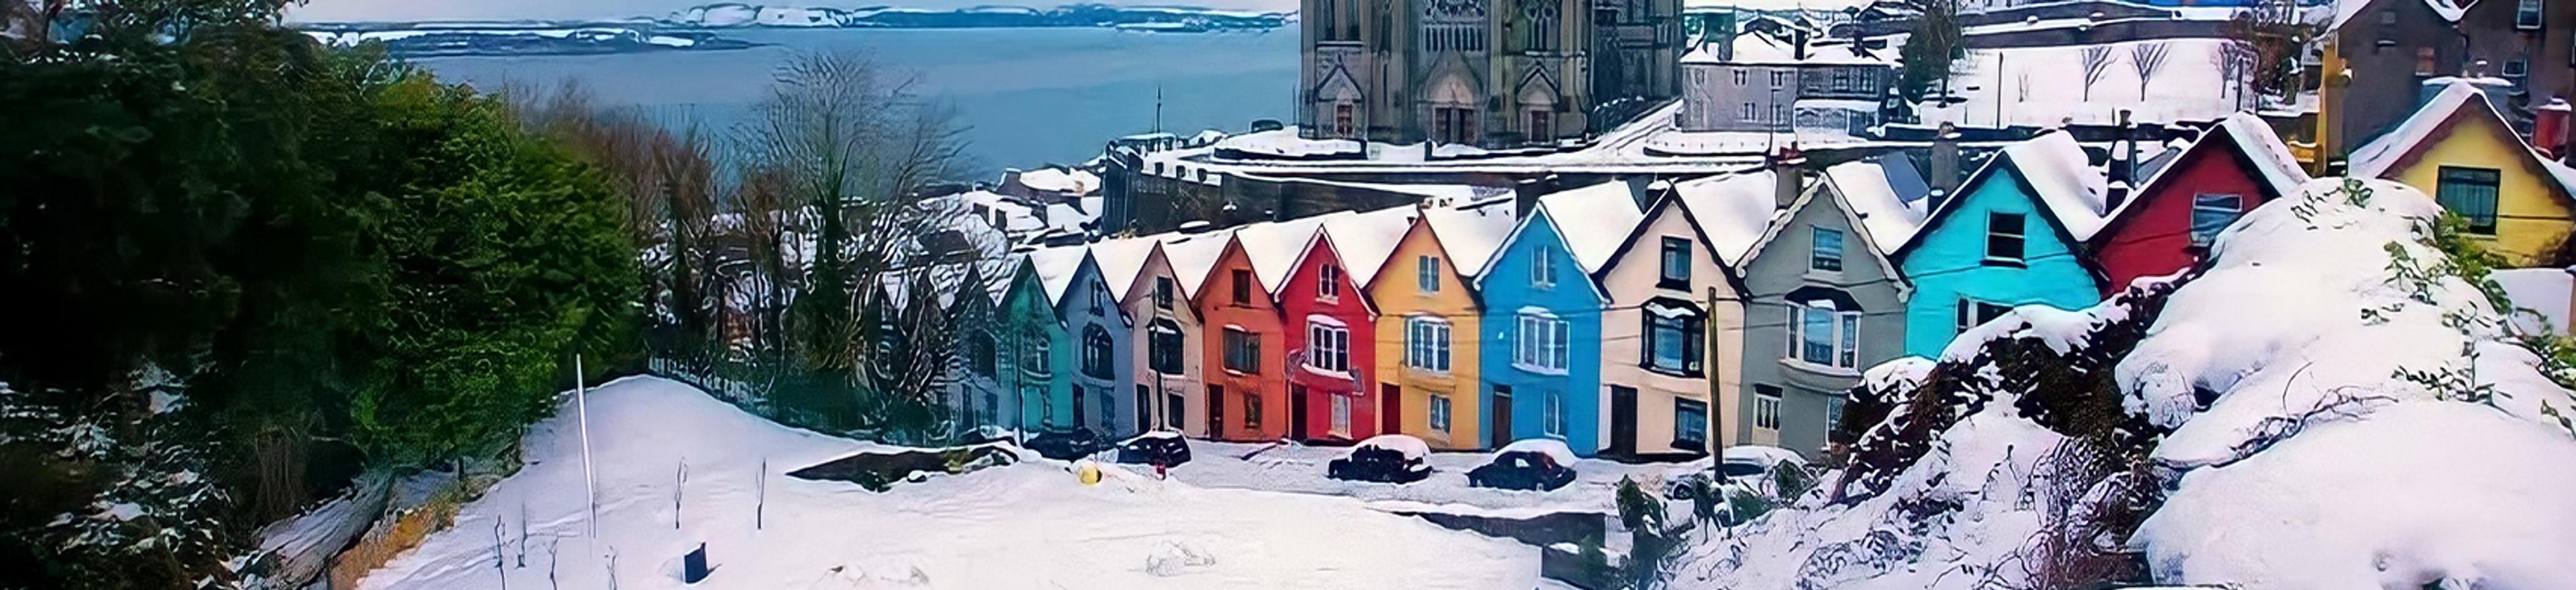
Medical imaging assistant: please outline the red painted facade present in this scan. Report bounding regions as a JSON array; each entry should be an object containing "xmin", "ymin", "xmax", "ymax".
[
  {"xmin": 1194, "ymin": 240, "xmax": 1292, "ymax": 442},
  {"xmin": 2089, "ymin": 134, "xmax": 2281, "ymax": 294},
  {"xmin": 1276, "ymin": 235, "xmax": 1382, "ymax": 444}
]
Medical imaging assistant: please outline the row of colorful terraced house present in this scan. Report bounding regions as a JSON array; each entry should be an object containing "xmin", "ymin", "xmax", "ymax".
[{"xmin": 923, "ymin": 81, "xmax": 2576, "ymax": 461}]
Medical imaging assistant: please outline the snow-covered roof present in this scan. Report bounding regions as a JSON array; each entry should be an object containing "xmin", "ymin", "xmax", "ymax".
[
  {"xmin": 1213, "ymin": 128, "xmax": 1363, "ymax": 157},
  {"xmin": 1045, "ymin": 202, "xmax": 1094, "ymax": 234},
  {"xmin": 1027, "ymin": 245, "xmax": 1089, "ymax": 307},
  {"xmin": 1158, "ymin": 229, "xmax": 1237, "ymax": 299},
  {"xmin": 1671, "ymin": 171, "xmax": 1786, "ymax": 266},
  {"xmin": 1013, "ymin": 166, "xmax": 1101, "ymax": 195},
  {"xmin": 1946, "ymin": 131, "xmax": 2112, "ymax": 243},
  {"xmin": 2122, "ymin": 112, "xmax": 2312, "ymax": 223},
  {"xmin": 1239, "ymin": 213, "xmax": 1342, "ymax": 296},
  {"xmin": 1317, "ymin": 205, "xmax": 1424, "ymax": 290},
  {"xmin": 1420, "ymin": 198, "xmax": 1519, "ymax": 281},
  {"xmin": 1703, "ymin": 31, "xmax": 1894, "ymax": 67},
  {"xmin": 2493, "ymin": 267, "xmax": 2574, "ymax": 336},
  {"xmin": 2349, "ymin": 80, "xmax": 2576, "ymax": 200},
  {"xmin": 1089, "ymin": 236, "xmax": 1162, "ymax": 301},
  {"xmin": 1822, "ymin": 159, "xmax": 1927, "ymax": 250},
  {"xmin": 1496, "ymin": 438, "xmax": 1578, "ymax": 466},
  {"xmin": 1531, "ymin": 182, "xmax": 1649, "ymax": 274}
]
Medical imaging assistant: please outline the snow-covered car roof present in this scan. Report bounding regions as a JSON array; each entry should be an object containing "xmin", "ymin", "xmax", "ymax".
[
  {"xmin": 1720, "ymin": 445, "xmax": 1806, "ymax": 467},
  {"xmin": 1494, "ymin": 438, "xmax": 1579, "ymax": 466},
  {"xmin": 1353, "ymin": 434, "xmax": 1432, "ymax": 460}
]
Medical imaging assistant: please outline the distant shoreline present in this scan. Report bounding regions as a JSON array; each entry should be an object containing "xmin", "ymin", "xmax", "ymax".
[{"xmin": 299, "ymin": 5, "xmax": 1293, "ymax": 58}]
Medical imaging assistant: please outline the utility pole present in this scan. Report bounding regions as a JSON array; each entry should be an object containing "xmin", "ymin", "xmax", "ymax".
[
  {"xmin": 1705, "ymin": 286, "xmax": 1726, "ymax": 452},
  {"xmin": 1154, "ymin": 85, "xmax": 1166, "ymax": 134}
]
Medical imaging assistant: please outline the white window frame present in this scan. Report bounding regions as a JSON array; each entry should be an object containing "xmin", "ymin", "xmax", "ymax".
[
  {"xmin": 1530, "ymin": 246, "xmax": 1559, "ymax": 286},
  {"xmin": 1307, "ymin": 317, "xmax": 1351, "ymax": 373},
  {"xmin": 1417, "ymin": 255, "xmax": 1442, "ymax": 293},
  {"xmin": 1810, "ymin": 227, "xmax": 1845, "ymax": 272},
  {"xmin": 1430, "ymin": 394, "xmax": 1452, "ymax": 433},
  {"xmin": 1514, "ymin": 308, "xmax": 1570, "ymax": 373},
  {"xmin": 1544, "ymin": 389, "xmax": 1566, "ymax": 436},
  {"xmin": 1405, "ymin": 315, "xmax": 1452, "ymax": 373},
  {"xmin": 1318, "ymin": 264, "xmax": 1342, "ymax": 301},
  {"xmin": 2516, "ymin": 0, "xmax": 2542, "ymax": 29},
  {"xmin": 1785, "ymin": 301, "xmax": 1862, "ymax": 369},
  {"xmin": 1755, "ymin": 391, "xmax": 1781, "ymax": 431}
]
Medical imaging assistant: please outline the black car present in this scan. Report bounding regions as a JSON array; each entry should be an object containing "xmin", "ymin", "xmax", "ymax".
[
  {"xmin": 1466, "ymin": 450, "xmax": 1577, "ymax": 491},
  {"xmin": 1326, "ymin": 438, "xmax": 1432, "ymax": 484},
  {"xmin": 1021, "ymin": 428, "xmax": 1108, "ymax": 461},
  {"xmin": 1114, "ymin": 432, "xmax": 1192, "ymax": 466}
]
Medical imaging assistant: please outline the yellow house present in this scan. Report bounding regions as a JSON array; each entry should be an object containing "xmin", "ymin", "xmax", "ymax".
[
  {"xmin": 1367, "ymin": 200, "xmax": 1517, "ymax": 450},
  {"xmin": 2349, "ymin": 80, "xmax": 2576, "ymax": 265}
]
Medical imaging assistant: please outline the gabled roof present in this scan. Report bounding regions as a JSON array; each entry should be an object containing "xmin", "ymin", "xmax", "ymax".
[
  {"xmin": 1089, "ymin": 236, "xmax": 1163, "ymax": 301},
  {"xmin": 1419, "ymin": 197, "xmax": 1519, "ymax": 280},
  {"xmin": 1027, "ymin": 245, "xmax": 1090, "ymax": 307},
  {"xmin": 1892, "ymin": 131, "xmax": 2111, "ymax": 269},
  {"xmin": 1671, "ymin": 171, "xmax": 1785, "ymax": 267},
  {"xmin": 1158, "ymin": 229, "xmax": 1236, "ymax": 299},
  {"xmin": 1239, "ymin": 212, "xmax": 1347, "ymax": 297},
  {"xmin": 1312, "ymin": 205, "xmax": 1423, "ymax": 290},
  {"xmin": 2091, "ymin": 112, "xmax": 2313, "ymax": 247},
  {"xmin": 1477, "ymin": 180, "xmax": 1647, "ymax": 300},
  {"xmin": 1737, "ymin": 165, "xmax": 1921, "ymax": 298},
  {"xmin": 2348, "ymin": 80, "xmax": 2576, "ymax": 202}
]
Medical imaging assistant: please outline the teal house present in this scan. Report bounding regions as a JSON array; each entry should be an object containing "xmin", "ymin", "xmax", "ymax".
[
  {"xmin": 995, "ymin": 254, "xmax": 1076, "ymax": 434},
  {"xmin": 1891, "ymin": 131, "xmax": 2112, "ymax": 358},
  {"xmin": 1030, "ymin": 246, "xmax": 1137, "ymax": 438},
  {"xmin": 1475, "ymin": 182, "xmax": 1646, "ymax": 456}
]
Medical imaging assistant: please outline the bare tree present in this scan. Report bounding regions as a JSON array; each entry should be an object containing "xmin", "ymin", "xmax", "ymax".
[
  {"xmin": 2128, "ymin": 42, "xmax": 2171, "ymax": 101},
  {"xmin": 2215, "ymin": 42, "xmax": 2260, "ymax": 112},
  {"xmin": 2079, "ymin": 45, "xmax": 2116, "ymax": 101},
  {"xmin": 2225, "ymin": 0, "xmax": 2312, "ymax": 104}
]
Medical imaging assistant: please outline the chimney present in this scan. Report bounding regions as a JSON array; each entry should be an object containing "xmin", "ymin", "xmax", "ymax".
[
  {"xmin": 2537, "ymin": 97, "xmax": 2571, "ymax": 159},
  {"xmin": 1773, "ymin": 145, "xmax": 1808, "ymax": 208},
  {"xmin": 2106, "ymin": 180, "xmax": 2132, "ymax": 212},
  {"xmin": 2118, "ymin": 109, "xmax": 2138, "ymax": 193},
  {"xmin": 1930, "ymin": 122, "xmax": 1961, "ymax": 195},
  {"xmin": 1515, "ymin": 176, "xmax": 1553, "ymax": 220}
]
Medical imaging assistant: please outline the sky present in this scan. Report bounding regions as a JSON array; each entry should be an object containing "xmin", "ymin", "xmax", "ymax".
[{"xmin": 288, "ymin": 0, "xmax": 1302, "ymax": 23}]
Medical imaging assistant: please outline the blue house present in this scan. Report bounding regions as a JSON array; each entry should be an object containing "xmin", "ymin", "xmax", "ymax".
[
  {"xmin": 1030, "ymin": 246, "xmax": 1135, "ymax": 438},
  {"xmin": 1475, "ymin": 182, "xmax": 1646, "ymax": 455},
  {"xmin": 1891, "ymin": 131, "xmax": 2112, "ymax": 358}
]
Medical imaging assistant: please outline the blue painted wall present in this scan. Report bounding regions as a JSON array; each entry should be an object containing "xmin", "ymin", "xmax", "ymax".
[
  {"xmin": 1897, "ymin": 163, "xmax": 2105, "ymax": 357},
  {"xmin": 1051, "ymin": 256, "xmax": 1137, "ymax": 437},
  {"xmin": 1475, "ymin": 212, "xmax": 1607, "ymax": 456},
  {"xmin": 999, "ymin": 264, "xmax": 1075, "ymax": 433}
]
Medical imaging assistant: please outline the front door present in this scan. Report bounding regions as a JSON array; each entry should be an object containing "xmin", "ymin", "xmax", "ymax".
[
  {"xmin": 1208, "ymin": 385, "xmax": 1227, "ymax": 436},
  {"xmin": 1490, "ymin": 385, "xmax": 1514, "ymax": 448},
  {"xmin": 1290, "ymin": 384, "xmax": 1310, "ymax": 442},
  {"xmin": 1135, "ymin": 385, "xmax": 1153, "ymax": 432},
  {"xmin": 1611, "ymin": 386, "xmax": 1639, "ymax": 457},
  {"xmin": 1380, "ymin": 383, "xmax": 1402, "ymax": 437},
  {"xmin": 1073, "ymin": 386, "xmax": 1089, "ymax": 433},
  {"xmin": 1166, "ymin": 391, "xmax": 1185, "ymax": 431}
]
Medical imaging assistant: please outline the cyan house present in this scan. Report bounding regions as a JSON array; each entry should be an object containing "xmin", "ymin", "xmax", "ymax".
[
  {"xmin": 995, "ymin": 255, "xmax": 1075, "ymax": 434},
  {"xmin": 1031, "ymin": 246, "xmax": 1136, "ymax": 438},
  {"xmin": 1892, "ymin": 131, "xmax": 2112, "ymax": 358},
  {"xmin": 1477, "ymin": 182, "xmax": 1646, "ymax": 456}
]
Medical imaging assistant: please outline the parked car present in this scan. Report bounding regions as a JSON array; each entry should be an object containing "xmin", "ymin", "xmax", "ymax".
[
  {"xmin": 1326, "ymin": 434, "xmax": 1433, "ymax": 484},
  {"xmin": 1663, "ymin": 445, "xmax": 1807, "ymax": 500},
  {"xmin": 1114, "ymin": 431, "xmax": 1192, "ymax": 467},
  {"xmin": 1021, "ymin": 428, "xmax": 1108, "ymax": 461},
  {"xmin": 1467, "ymin": 438, "xmax": 1579, "ymax": 491}
]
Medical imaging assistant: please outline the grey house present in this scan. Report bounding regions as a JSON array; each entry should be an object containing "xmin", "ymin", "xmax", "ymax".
[
  {"xmin": 1676, "ymin": 27, "xmax": 1898, "ymax": 136},
  {"xmin": 1732, "ymin": 158, "xmax": 1922, "ymax": 457}
]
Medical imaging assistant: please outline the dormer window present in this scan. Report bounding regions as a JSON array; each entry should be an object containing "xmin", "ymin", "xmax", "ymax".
[{"xmin": 1318, "ymin": 264, "xmax": 1343, "ymax": 300}]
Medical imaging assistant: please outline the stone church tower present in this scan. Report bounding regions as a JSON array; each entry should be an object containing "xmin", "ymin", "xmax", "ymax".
[{"xmin": 1300, "ymin": 0, "xmax": 1683, "ymax": 148}]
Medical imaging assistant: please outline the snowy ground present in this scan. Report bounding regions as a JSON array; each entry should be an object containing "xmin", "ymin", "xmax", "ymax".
[
  {"xmin": 1167, "ymin": 440, "xmax": 1689, "ymax": 516},
  {"xmin": 1923, "ymin": 38, "xmax": 2247, "ymax": 128},
  {"xmin": 353, "ymin": 378, "xmax": 1542, "ymax": 590}
]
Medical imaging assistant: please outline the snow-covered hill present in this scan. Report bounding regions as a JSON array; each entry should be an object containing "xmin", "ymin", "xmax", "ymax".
[
  {"xmin": 1669, "ymin": 178, "xmax": 2576, "ymax": 590},
  {"xmin": 351, "ymin": 377, "xmax": 1539, "ymax": 590}
]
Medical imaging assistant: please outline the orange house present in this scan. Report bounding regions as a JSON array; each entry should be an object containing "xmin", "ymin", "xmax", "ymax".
[{"xmin": 1171, "ymin": 229, "xmax": 1292, "ymax": 442}]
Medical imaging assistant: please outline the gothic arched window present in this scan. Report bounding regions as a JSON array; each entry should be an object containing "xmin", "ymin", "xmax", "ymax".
[{"xmin": 1522, "ymin": 0, "xmax": 1558, "ymax": 51}]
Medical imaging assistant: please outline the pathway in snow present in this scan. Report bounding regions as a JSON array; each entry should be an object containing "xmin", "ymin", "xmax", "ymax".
[{"xmin": 352, "ymin": 377, "xmax": 1540, "ymax": 590}]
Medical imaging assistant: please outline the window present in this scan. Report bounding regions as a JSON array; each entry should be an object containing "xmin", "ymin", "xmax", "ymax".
[
  {"xmin": 1433, "ymin": 106, "xmax": 1477, "ymax": 144},
  {"xmin": 1099, "ymin": 388, "xmax": 1116, "ymax": 429},
  {"xmin": 1732, "ymin": 69, "xmax": 1747, "ymax": 85},
  {"xmin": 1955, "ymin": 298, "xmax": 2014, "ymax": 334},
  {"xmin": 1148, "ymin": 320, "xmax": 1184, "ymax": 374},
  {"xmin": 1090, "ymin": 281, "xmax": 1109, "ymax": 316},
  {"xmin": 1223, "ymin": 327, "xmax": 1262, "ymax": 373},
  {"xmin": 1243, "ymin": 391, "xmax": 1263, "ymax": 428},
  {"xmin": 1530, "ymin": 246, "xmax": 1560, "ymax": 286},
  {"xmin": 1544, "ymin": 390, "xmax": 1566, "ymax": 436},
  {"xmin": 1831, "ymin": 69, "xmax": 1851, "ymax": 91},
  {"xmin": 1755, "ymin": 387, "xmax": 1782, "ymax": 431},
  {"xmin": 1527, "ymin": 109, "xmax": 1553, "ymax": 139},
  {"xmin": 969, "ymin": 330, "xmax": 997, "ymax": 376},
  {"xmin": 2189, "ymin": 194, "xmax": 2242, "ymax": 247},
  {"xmin": 1308, "ymin": 321, "xmax": 1351, "ymax": 373},
  {"xmin": 1231, "ymin": 269, "xmax": 1253, "ymax": 305},
  {"xmin": 1786, "ymin": 301, "xmax": 1861, "ymax": 369},
  {"xmin": 1406, "ymin": 316, "xmax": 1452, "ymax": 372},
  {"xmin": 1417, "ymin": 255, "xmax": 1443, "ymax": 293},
  {"xmin": 1032, "ymin": 384, "xmax": 1055, "ymax": 426},
  {"xmin": 1644, "ymin": 301, "xmax": 1704, "ymax": 375},
  {"xmin": 1675, "ymin": 398, "xmax": 1708, "ymax": 448},
  {"xmin": 1741, "ymin": 102, "xmax": 1759, "ymax": 122},
  {"xmin": 1515, "ymin": 310, "xmax": 1571, "ymax": 372},
  {"xmin": 1526, "ymin": 3, "xmax": 1559, "ymax": 50},
  {"xmin": 1318, "ymin": 264, "xmax": 1342, "ymax": 300},
  {"xmin": 1167, "ymin": 389, "xmax": 1185, "ymax": 429},
  {"xmin": 1984, "ymin": 212, "xmax": 2025, "ymax": 264},
  {"xmin": 1025, "ymin": 331, "xmax": 1052, "ymax": 376},
  {"xmin": 1154, "ymin": 277, "xmax": 1175, "ymax": 310},
  {"xmin": 1658, "ymin": 237, "xmax": 1692, "ymax": 287},
  {"xmin": 2436, "ymin": 166, "xmax": 2501, "ymax": 234},
  {"xmin": 1772, "ymin": 104, "xmax": 1789, "ymax": 125},
  {"xmin": 2503, "ymin": 56, "xmax": 2530, "ymax": 85},
  {"xmin": 1082, "ymin": 326, "xmax": 1115, "ymax": 379},
  {"xmin": 1333, "ymin": 102, "xmax": 1356, "ymax": 137},
  {"xmin": 1811, "ymin": 228, "xmax": 1845, "ymax": 272},
  {"xmin": 2415, "ymin": 47, "xmax": 2437, "ymax": 77},
  {"xmin": 1430, "ymin": 394, "xmax": 1453, "ymax": 433},
  {"xmin": 1771, "ymin": 70, "xmax": 1789, "ymax": 87},
  {"xmin": 2517, "ymin": 0, "xmax": 2542, "ymax": 28},
  {"xmin": 2378, "ymin": 9, "xmax": 2396, "ymax": 25},
  {"xmin": 1330, "ymin": 394, "xmax": 1353, "ymax": 436}
]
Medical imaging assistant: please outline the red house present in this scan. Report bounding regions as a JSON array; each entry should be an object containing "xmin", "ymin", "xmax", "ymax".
[
  {"xmin": 2089, "ymin": 114, "xmax": 2311, "ymax": 293},
  {"xmin": 1242, "ymin": 208, "xmax": 1412, "ymax": 444}
]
